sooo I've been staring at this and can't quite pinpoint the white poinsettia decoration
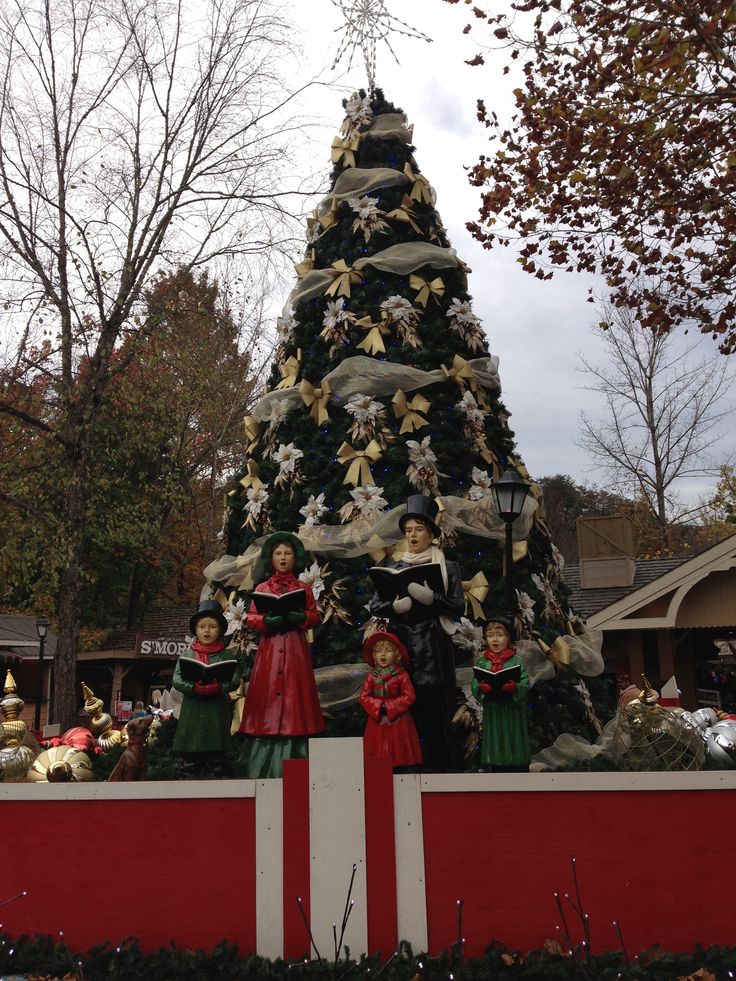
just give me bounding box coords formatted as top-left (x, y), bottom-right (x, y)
top-left (321, 297), bottom-right (355, 353)
top-left (406, 436), bottom-right (439, 492)
top-left (342, 92), bottom-right (373, 135)
top-left (456, 390), bottom-right (485, 427)
top-left (468, 466), bottom-right (493, 501)
top-left (244, 486), bottom-right (269, 520)
top-left (267, 399), bottom-right (292, 432)
top-left (516, 589), bottom-right (536, 628)
top-left (348, 195), bottom-right (389, 241)
top-left (299, 560), bottom-right (326, 600)
top-left (299, 492), bottom-right (328, 527)
top-left (380, 294), bottom-right (421, 347)
top-left (344, 393), bottom-right (387, 444)
top-left (531, 572), bottom-right (562, 619)
top-left (452, 617), bottom-right (484, 654)
top-left (351, 484), bottom-right (388, 518)
top-left (276, 312), bottom-right (296, 344)
top-left (224, 597), bottom-right (247, 636)
top-left (274, 442), bottom-right (303, 475)
top-left (551, 543), bottom-right (565, 575)
top-left (446, 297), bottom-right (485, 353)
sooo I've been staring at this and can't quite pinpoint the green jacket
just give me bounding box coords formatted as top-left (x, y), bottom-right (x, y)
top-left (172, 647), bottom-right (242, 754)
top-left (471, 652), bottom-right (530, 767)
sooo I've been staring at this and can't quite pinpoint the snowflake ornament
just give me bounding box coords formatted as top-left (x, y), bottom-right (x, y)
top-left (300, 493), bottom-right (329, 528)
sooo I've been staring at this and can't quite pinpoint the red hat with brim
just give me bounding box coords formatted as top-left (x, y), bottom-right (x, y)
top-left (363, 630), bottom-right (410, 667)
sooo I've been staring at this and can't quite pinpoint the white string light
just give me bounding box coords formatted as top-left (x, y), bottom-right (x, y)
top-left (330, 1), bottom-right (431, 93)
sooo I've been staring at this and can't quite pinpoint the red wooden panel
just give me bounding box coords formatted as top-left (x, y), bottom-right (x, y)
top-left (282, 759), bottom-right (311, 959)
top-left (364, 757), bottom-right (398, 957)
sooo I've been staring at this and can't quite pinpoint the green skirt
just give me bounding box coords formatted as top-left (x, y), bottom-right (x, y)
top-left (238, 735), bottom-right (309, 779)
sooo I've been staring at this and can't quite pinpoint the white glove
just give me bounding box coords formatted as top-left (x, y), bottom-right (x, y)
top-left (407, 581), bottom-right (434, 606)
top-left (392, 595), bottom-right (413, 614)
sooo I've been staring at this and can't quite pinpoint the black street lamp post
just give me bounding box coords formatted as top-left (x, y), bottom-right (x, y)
top-left (492, 468), bottom-right (530, 611)
top-left (34, 616), bottom-right (50, 732)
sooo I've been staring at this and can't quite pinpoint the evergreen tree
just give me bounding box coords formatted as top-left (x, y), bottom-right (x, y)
top-left (215, 90), bottom-right (602, 751)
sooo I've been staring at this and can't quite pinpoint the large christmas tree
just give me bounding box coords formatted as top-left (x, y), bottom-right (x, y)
top-left (209, 90), bottom-right (608, 754)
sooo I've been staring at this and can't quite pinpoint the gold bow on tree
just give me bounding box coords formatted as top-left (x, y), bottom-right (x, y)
top-left (386, 195), bottom-right (424, 236)
top-left (276, 349), bottom-right (302, 389)
top-left (476, 438), bottom-right (502, 479)
top-left (441, 354), bottom-right (478, 392)
top-left (331, 134), bottom-right (361, 168)
top-left (316, 201), bottom-right (338, 232)
top-left (299, 378), bottom-right (332, 426)
top-left (325, 259), bottom-right (363, 299)
top-left (462, 571), bottom-right (489, 620)
top-left (243, 415), bottom-right (262, 453)
top-left (501, 540), bottom-right (528, 577)
top-left (537, 634), bottom-right (572, 671)
top-left (409, 274), bottom-right (445, 307)
top-left (294, 249), bottom-right (316, 279)
top-left (355, 314), bottom-right (391, 355)
top-left (336, 439), bottom-right (383, 486)
top-left (403, 162), bottom-right (433, 204)
top-left (239, 459), bottom-right (264, 493)
top-left (392, 389), bottom-right (430, 433)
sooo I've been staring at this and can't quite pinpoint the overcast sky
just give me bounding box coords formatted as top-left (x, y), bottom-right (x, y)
top-left (283, 0), bottom-right (736, 507)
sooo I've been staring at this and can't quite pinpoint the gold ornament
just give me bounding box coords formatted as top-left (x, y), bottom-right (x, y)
top-left (392, 389), bottom-right (430, 433)
top-left (403, 162), bottom-right (433, 204)
top-left (27, 746), bottom-right (93, 783)
top-left (324, 259), bottom-right (363, 299)
top-left (331, 134), bottom-right (361, 168)
top-left (336, 439), bottom-right (383, 486)
top-left (385, 194), bottom-right (424, 236)
top-left (81, 681), bottom-right (121, 748)
top-left (299, 378), bottom-right (332, 425)
top-left (354, 314), bottom-right (391, 355)
top-left (276, 350), bottom-right (302, 389)
top-left (462, 571), bottom-right (490, 620)
top-left (239, 460), bottom-right (264, 494)
top-left (294, 249), bottom-right (316, 278)
top-left (0, 669), bottom-right (28, 750)
top-left (409, 273), bottom-right (445, 307)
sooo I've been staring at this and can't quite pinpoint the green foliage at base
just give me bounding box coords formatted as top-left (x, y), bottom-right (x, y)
top-left (2, 933), bottom-right (735, 980)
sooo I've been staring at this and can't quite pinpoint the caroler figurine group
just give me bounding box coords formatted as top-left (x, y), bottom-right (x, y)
top-left (172, 496), bottom-right (530, 777)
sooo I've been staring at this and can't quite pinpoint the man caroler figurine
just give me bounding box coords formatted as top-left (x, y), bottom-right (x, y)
top-left (368, 495), bottom-right (464, 771)
top-left (471, 614), bottom-right (530, 772)
top-left (172, 600), bottom-right (242, 776)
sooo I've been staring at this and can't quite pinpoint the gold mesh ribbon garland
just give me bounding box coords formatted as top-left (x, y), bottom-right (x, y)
top-left (337, 439), bottom-right (383, 486)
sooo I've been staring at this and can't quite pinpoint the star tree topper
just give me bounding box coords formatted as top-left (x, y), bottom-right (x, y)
top-left (330, 0), bottom-right (431, 93)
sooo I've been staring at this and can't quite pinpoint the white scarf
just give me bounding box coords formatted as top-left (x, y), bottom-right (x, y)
top-left (396, 545), bottom-right (455, 635)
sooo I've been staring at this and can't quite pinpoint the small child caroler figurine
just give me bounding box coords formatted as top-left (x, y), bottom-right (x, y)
top-left (172, 600), bottom-right (242, 776)
top-left (359, 631), bottom-right (422, 769)
top-left (238, 531), bottom-right (325, 778)
top-left (471, 614), bottom-right (530, 772)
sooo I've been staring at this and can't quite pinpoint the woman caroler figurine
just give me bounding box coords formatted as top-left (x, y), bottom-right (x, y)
top-left (172, 600), bottom-right (242, 776)
top-left (359, 631), bottom-right (422, 770)
top-left (238, 531), bottom-right (325, 777)
top-left (471, 614), bottom-right (530, 772)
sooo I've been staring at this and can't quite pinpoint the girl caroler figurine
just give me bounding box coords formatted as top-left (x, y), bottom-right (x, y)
top-left (172, 600), bottom-right (242, 776)
top-left (238, 531), bottom-right (325, 778)
top-left (359, 631), bottom-right (422, 770)
top-left (471, 614), bottom-right (530, 772)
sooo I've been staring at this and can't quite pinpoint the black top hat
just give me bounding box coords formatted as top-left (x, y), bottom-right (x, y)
top-left (399, 495), bottom-right (441, 537)
top-left (189, 600), bottom-right (228, 640)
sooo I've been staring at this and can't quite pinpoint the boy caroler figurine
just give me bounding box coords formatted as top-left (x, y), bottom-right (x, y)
top-left (173, 600), bottom-right (242, 776)
top-left (359, 630), bottom-right (422, 770)
top-left (238, 531), bottom-right (325, 778)
top-left (471, 614), bottom-right (530, 772)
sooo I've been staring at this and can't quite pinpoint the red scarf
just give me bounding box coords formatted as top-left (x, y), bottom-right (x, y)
top-left (269, 571), bottom-right (302, 594)
top-left (483, 647), bottom-right (516, 673)
top-left (191, 639), bottom-right (224, 664)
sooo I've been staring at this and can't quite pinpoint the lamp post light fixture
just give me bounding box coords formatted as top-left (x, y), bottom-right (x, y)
top-left (492, 468), bottom-right (530, 611)
top-left (34, 616), bottom-right (50, 733)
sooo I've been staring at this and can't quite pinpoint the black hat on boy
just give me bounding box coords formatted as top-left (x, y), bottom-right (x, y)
top-left (399, 495), bottom-right (441, 537)
top-left (190, 599), bottom-right (228, 639)
top-left (484, 613), bottom-right (517, 644)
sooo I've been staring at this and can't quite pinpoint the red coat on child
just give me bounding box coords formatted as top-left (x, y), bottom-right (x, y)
top-left (359, 667), bottom-right (422, 767)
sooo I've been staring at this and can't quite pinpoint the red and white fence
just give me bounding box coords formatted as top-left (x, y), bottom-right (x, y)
top-left (1, 738), bottom-right (735, 958)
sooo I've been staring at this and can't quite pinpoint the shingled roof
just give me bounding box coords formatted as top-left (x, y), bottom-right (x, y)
top-left (563, 557), bottom-right (690, 619)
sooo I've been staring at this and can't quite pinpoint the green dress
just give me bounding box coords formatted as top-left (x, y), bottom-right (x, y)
top-left (471, 650), bottom-right (530, 768)
top-left (172, 646), bottom-right (242, 753)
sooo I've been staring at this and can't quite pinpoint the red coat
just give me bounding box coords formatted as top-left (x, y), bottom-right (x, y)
top-left (239, 574), bottom-right (325, 737)
top-left (359, 667), bottom-right (422, 767)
